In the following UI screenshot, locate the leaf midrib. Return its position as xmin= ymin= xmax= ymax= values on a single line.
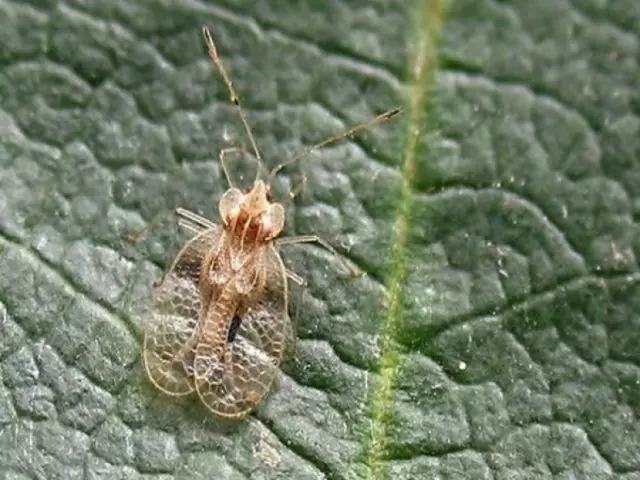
xmin=362 ymin=0 xmax=450 ymax=478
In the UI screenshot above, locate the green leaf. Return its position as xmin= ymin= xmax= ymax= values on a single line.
xmin=1 ymin=0 xmax=639 ymax=479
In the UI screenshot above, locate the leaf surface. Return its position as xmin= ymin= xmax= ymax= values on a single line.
xmin=0 ymin=0 xmax=639 ymax=479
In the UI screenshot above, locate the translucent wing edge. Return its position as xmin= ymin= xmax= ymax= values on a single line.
xmin=143 ymin=225 xmax=222 ymax=397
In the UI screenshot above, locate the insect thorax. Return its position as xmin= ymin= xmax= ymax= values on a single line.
xmin=206 ymin=233 xmax=266 ymax=297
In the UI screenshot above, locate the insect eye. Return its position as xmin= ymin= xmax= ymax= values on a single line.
xmin=262 ymin=203 xmax=285 ymax=238
xmin=219 ymin=188 xmax=244 ymax=224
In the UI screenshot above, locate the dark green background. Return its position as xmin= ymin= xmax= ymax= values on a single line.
xmin=1 ymin=0 xmax=639 ymax=479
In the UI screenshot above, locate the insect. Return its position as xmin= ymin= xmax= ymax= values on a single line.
xmin=142 ymin=26 xmax=400 ymax=419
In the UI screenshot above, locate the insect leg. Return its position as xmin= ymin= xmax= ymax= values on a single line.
xmin=285 ymin=268 xmax=306 ymax=287
xmin=276 ymin=235 xmax=363 ymax=278
xmin=147 ymin=209 xmax=216 ymax=288
xmin=128 ymin=208 xmax=214 ymax=245
xmin=285 ymin=268 xmax=307 ymax=361
xmin=175 ymin=207 xmax=215 ymax=233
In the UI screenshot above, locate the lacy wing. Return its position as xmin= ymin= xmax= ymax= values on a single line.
xmin=143 ymin=225 xmax=222 ymax=396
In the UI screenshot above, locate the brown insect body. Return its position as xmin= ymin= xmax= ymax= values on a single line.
xmin=144 ymin=180 xmax=290 ymax=419
xmin=142 ymin=26 xmax=400 ymax=419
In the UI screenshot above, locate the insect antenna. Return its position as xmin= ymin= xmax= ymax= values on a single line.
xmin=267 ymin=106 xmax=401 ymax=186
xmin=202 ymin=26 xmax=266 ymax=185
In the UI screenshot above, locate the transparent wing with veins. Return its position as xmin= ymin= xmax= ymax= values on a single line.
xmin=143 ymin=225 xmax=223 ymax=396
xmin=194 ymin=244 xmax=290 ymax=419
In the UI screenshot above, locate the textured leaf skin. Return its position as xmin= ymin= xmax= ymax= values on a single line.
xmin=1 ymin=0 xmax=639 ymax=479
